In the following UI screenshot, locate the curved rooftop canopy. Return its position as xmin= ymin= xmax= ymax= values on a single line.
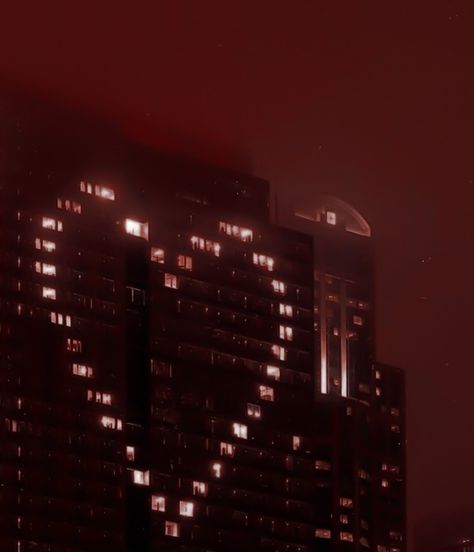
xmin=294 ymin=195 xmax=371 ymax=237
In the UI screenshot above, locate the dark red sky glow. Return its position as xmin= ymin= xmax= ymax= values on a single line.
xmin=1 ymin=2 xmax=473 ymax=548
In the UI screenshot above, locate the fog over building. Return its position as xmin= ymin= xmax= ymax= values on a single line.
xmin=0 ymin=97 xmax=406 ymax=551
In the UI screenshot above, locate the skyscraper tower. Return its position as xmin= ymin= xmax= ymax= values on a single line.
xmin=0 ymin=98 xmax=406 ymax=551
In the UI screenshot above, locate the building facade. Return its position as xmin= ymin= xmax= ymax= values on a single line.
xmin=0 ymin=101 xmax=406 ymax=551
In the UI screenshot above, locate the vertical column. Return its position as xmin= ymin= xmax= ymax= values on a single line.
xmin=340 ymin=281 xmax=348 ymax=398
xmin=318 ymin=269 xmax=328 ymax=395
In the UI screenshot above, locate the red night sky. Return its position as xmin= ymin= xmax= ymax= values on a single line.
xmin=1 ymin=2 xmax=473 ymax=548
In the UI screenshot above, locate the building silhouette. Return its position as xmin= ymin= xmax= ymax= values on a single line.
xmin=0 ymin=97 xmax=406 ymax=551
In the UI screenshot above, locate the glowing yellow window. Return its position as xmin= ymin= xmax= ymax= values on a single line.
xmin=151 ymin=495 xmax=165 ymax=512
xmin=192 ymin=481 xmax=208 ymax=496
xmin=165 ymin=520 xmax=179 ymax=537
xmin=179 ymin=500 xmax=194 ymax=517
xmin=259 ymin=385 xmax=274 ymax=401
xmin=151 ymin=248 xmax=165 ymax=263
xmin=125 ymin=219 xmax=149 ymax=240
xmin=279 ymin=325 xmax=293 ymax=341
xmin=211 ymin=462 xmax=222 ymax=478
xmin=266 ymin=365 xmax=280 ymax=380
xmin=132 ymin=469 xmax=150 ymax=486
xmin=220 ymin=442 xmax=235 ymax=457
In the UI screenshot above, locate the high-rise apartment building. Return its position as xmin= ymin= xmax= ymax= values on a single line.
xmin=0 ymin=98 xmax=406 ymax=551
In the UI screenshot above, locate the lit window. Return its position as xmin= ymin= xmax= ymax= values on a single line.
xmin=42 ymin=217 xmax=63 ymax=232
xmin=271 ymin=345 xmax=287 ymax=361
xmin=66 ymin=338 xmax=82 ymax=352
xmin=220 ymin=442 xmax=235 ymax=457
xmin=279 ymin=325 xmax=293 ymax=341
xmin=190 ymin=236 xmax=204 ymax=250
xmin=36 ymin=262 xmax=56 ymax=276
xmin=247 ymin=403 xmax=261 ymax=419
xmin=192 ymin=481 xmax=208 ymax=497
xmin=42 ymin=287 xmax=56 ymax=300
xmin=8 ymin=419 xmax=18 ymax=433
xmin=340 ymin=497 xmax=353 ymax=508
xmin=98 ymin=392 xmax=108 ymax=404
xmin=211 ymin=462 xmax=222 ymax=478
xmin=340 ymin=532 xmax=354 ymax=542
xmin=87 ymin=390 xmax=112 ymax=405
xmin=80 ymin=181 xmax=93 ymax=194
xmin=179 ymin=500 xmax=194 ymax=517
xmin=95 ymin=185 xmax=115 ymax=200
xmin=219 ymin=221 xmax=253 ymax=242
xmin=360 ymin=537 xmax=370 ymax=548
xmin=190 ymin=236 xmax=220 ymax=257
xmin=253 ymin=252 xmax=274 ymax=271
xmin=353 ymin=315 xmax=364 ymax=326
xmin=35 ymin=238 xmax=56 ymax=252
xmin=326 ymin=211 xmax=337 ymax=225
xmin=381 ymin=479 xmax=389 ymax=488
xmin=271 ymin=280 xmax=286 ymax=294
xmin=266 ymin=365 xmax=280 ymax=380
xmin=50 ymin=312 xmax=71 ymax=326
xmin=81 ymin=181 xmax=115 ymax=200
xmin=292 ymin=435 xmax=301 ymax=451
xmin=390 ymin=424 xmax=400 ymax=434
xmin=72 ymin=363 xmax=93 ymax=378
xmin=390 ymin=407 xmax=400 ymax=417
xmin=164 ymin=273 xmax=178 ymax=289
xmin=151 ymin=495 xmax=166 ymax=512
xmin=101 ymin=416 xmax=122 ymax=430
xmin=102 ymin=393 xmax=112 ymax=405
xmin=151 ymin=248 xmax=165 ymax=263
xmin=132 ymin=469 xmax=150 ymax=486
xmin=177 ymin=254 xmax=193 ymax=270
xmin=315 ymin=529 xmax=331 ymax=539
xmin=340 ymin=514 xmax=349 ymax=524
xmin=279 ymin=303 xmax=293 ymax=318
xmin=315 ymin=460 xmax=331 ymax=471
xmin=232 ymin=423 xmax=248 ymax=439
xmin=126 ymin=446 xmax=135 ymax=461
xmin=375 ymin=370 xmax=381 ymax=380
xmin=207 ymin=241 xmax=221 ymax=256
xmin=57 ymin=198 xmax=81 ymax=214
xmin=165 ymin=521 xmax=179 ymax=537
xmin=376 ymin=387 xmax=382 ymax=396
xmin=259 ymin=385 xmax=274 ymax=401
xmin=358 ymin=468 xmax=369 ymax=480
xmin=125 ymin=219 xmax=149 ymax=240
